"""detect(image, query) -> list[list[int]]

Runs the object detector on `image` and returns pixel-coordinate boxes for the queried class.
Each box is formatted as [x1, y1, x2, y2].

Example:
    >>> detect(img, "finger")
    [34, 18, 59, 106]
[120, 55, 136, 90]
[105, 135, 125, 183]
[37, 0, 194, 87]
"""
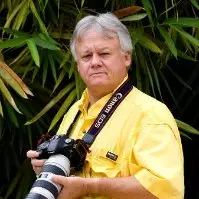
[33, 166, 43, 175]
[52, 175, 68, 186]
[31, 158, 46, 167]
[27, 150, 39, 158]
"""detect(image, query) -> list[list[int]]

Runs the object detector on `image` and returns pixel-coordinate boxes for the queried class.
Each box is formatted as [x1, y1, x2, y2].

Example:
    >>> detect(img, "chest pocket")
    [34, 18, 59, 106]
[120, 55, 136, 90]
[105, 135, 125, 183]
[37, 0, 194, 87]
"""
[86, 148, 121, 178]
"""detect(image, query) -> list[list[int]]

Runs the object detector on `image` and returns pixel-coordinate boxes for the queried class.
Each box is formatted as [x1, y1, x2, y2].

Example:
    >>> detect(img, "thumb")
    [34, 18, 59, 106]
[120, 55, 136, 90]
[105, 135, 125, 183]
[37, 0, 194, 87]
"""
[52, 175, 67, 186]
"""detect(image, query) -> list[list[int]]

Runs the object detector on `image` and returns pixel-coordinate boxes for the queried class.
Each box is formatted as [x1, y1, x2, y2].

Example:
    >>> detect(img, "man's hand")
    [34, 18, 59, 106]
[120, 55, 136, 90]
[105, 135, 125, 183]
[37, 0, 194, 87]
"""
[52, 175, 90, 199]
[26, 150, 46, 175]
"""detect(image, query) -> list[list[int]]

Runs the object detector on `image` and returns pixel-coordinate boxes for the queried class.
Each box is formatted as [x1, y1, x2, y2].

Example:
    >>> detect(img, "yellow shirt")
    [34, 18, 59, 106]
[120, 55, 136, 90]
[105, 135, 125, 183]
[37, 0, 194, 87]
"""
[57, 83, 184, 199]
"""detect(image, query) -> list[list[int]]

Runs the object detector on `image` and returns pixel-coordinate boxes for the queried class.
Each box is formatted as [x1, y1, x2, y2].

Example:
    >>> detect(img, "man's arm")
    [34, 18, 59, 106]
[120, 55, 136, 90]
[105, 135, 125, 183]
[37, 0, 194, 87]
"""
[52, 175, 158, 199]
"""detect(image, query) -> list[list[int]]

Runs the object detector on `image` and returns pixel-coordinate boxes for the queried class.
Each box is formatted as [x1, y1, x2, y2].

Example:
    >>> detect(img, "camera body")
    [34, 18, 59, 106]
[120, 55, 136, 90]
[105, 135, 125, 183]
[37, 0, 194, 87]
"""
[37, 134, 89, 171]
[25, 135, 89, 199]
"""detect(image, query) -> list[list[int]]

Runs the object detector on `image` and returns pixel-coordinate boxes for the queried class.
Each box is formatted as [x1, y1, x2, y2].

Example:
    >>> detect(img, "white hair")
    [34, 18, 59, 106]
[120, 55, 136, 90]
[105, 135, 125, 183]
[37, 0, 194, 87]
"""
[70, 13, 133, 61]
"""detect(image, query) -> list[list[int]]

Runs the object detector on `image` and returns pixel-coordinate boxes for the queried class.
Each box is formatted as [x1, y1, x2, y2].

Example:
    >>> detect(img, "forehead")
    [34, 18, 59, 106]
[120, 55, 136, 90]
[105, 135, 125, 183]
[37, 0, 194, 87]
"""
[76, 30, 120, 51]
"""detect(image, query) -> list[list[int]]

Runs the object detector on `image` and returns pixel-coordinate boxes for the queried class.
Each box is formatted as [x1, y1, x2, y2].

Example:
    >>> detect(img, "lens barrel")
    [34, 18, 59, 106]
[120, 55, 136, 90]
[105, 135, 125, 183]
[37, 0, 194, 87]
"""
[25, 154, 70, 199]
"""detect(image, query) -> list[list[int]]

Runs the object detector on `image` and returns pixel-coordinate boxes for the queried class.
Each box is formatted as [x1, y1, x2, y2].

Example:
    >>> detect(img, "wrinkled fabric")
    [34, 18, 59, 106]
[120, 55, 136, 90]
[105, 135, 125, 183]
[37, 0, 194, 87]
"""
[57, 79, 184, 199]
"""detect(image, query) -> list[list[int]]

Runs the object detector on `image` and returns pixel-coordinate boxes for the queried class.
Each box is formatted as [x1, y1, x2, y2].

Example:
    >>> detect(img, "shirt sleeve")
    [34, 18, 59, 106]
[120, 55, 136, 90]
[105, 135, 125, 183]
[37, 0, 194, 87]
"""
[133, 123, 184, 199]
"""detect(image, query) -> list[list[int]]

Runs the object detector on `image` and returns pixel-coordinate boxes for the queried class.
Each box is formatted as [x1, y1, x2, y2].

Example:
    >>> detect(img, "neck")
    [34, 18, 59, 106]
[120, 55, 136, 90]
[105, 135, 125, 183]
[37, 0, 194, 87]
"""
[88, 89, 112, 107]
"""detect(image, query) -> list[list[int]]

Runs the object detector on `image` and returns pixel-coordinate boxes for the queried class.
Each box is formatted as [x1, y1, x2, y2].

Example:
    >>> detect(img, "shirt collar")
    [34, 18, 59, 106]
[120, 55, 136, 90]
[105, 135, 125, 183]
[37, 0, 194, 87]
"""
[78, 75, 128, 118]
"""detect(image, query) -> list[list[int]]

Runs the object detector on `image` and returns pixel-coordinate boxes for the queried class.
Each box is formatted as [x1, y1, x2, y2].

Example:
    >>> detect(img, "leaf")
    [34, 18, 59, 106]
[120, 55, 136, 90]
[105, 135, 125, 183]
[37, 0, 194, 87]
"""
[165, 18, 199, 28]
[0, 78, 21, 113]
[29, 0, 48, 35]
[3, 0, 26, 29]
[13, 1, 29, 30]
[120, 13, 147, 21]
[177, 49, 197, 61]
[149, 55, 163, 101]
[0, 100, 3, 117]
[180, 131, 192, 139]
[48, 89, 76, 131]
[176, 119, 199, 135]
[25, 82, 75, 125]
[48, 53, 57, 82]
[133, 31, 162, 54]
[33, 34, 60, 50]
[159, 71, 178, 108]
[141, 0, 154, 25]
[145, 63, 156, 97]
[191, 0, 199, 9]
[114, 6, 144, 18]
[170, 25, 199, 47]
[0, 62, 33, 97]
[26, 38, 40, 67]
[4, 100, 20, 127]
[2, 28, 30, 38]
[42, 57, 48, 87]
[53, 69, 67, 93]
[0, 37, 27, 48]
[157, 26, 177, 58]
[81, 0, 85, 8]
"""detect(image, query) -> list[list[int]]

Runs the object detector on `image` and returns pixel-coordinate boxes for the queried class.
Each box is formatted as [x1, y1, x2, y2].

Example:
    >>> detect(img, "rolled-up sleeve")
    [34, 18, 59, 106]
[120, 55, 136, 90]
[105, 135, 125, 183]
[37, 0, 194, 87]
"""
[134, 124, 184, 199]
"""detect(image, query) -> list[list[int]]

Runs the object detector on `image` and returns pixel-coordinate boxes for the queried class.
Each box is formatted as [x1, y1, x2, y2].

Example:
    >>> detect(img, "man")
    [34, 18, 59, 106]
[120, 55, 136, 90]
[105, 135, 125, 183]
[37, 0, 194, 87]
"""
[27, 13, 184, 199]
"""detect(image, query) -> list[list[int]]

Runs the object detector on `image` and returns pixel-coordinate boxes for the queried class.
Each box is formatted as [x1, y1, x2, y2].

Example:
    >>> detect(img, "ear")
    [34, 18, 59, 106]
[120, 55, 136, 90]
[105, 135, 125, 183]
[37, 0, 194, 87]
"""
[124, 51, 131, 68]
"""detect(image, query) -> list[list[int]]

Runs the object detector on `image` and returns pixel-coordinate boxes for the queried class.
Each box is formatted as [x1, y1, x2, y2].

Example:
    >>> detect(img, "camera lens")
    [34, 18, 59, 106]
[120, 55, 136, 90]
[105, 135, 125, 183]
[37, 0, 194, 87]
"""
[25, 154, 70, 199]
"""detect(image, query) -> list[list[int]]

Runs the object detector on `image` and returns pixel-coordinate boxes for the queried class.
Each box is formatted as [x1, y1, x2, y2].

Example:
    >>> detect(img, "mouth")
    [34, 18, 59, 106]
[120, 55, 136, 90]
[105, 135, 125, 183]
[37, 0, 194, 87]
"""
[90, 72, 106, 77]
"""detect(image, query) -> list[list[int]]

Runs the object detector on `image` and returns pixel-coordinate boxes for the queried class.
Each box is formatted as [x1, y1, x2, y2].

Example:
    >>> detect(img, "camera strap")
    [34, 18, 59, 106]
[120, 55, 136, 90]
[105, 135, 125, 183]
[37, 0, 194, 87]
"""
[67, 78, 133, 147]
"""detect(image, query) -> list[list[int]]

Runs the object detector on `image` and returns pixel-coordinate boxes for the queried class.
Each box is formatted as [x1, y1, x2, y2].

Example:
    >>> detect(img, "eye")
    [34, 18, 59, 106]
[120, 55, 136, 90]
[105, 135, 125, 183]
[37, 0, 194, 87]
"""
[82, 54, 92, 61]
[100, 52, 110, 57]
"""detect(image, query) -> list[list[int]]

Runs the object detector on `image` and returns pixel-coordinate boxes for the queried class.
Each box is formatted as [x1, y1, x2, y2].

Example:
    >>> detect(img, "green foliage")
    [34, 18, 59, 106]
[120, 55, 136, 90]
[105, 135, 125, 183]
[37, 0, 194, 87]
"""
[0, 0, 198, 198]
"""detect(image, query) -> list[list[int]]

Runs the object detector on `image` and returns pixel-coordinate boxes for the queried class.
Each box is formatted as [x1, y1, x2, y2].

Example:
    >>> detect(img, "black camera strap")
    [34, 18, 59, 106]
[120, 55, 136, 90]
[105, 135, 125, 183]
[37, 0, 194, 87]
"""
[67, 78, 133, 147]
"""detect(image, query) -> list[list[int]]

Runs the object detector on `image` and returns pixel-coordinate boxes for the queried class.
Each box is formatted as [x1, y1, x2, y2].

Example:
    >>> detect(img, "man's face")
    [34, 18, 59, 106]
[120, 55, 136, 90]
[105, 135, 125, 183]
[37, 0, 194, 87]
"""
[76, 30, 131, 92]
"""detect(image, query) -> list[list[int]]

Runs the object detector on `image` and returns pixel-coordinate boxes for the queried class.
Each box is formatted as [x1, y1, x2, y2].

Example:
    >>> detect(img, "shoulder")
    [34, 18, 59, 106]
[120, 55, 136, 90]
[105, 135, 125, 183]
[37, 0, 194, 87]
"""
[127, 87, 177, 126]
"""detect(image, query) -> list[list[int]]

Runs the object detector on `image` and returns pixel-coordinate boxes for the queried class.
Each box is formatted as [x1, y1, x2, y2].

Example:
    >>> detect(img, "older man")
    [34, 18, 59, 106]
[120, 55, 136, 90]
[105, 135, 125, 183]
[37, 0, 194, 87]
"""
[27, 13, 184, 199]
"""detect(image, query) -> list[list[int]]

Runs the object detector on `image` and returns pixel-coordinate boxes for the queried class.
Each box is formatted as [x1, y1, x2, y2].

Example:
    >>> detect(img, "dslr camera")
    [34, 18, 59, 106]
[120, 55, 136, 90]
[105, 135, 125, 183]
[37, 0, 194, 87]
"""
[25, 134, 89, 199]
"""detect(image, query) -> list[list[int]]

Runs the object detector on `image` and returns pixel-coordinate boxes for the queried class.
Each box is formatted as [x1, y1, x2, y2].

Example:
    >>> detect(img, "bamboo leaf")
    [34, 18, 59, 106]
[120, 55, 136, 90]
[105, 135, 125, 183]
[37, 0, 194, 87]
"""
[191, 0, 199, 9]
[159, 71, 178, 108]
[2, 28, 30, 38]
[0, 100, 3, 117]
[180, 131, 192, 139]
[141, 0, 154, 25]
[0, 37, 26, 48]
[48, 89, 76, 131]
[48, 53, 57, 82]
[120, 13, 147, 21]
[177, 49, 197, 61]
[25, 82, 75, 125]
[3, 0, 26, 29]
[12, 1, 29, 30]
[26, 38, 40, 67]
[149, 55, 163, 101]
[0, 62, 33, 97]
[145, 63, 156, 97]
[134, 32, 162, 54]
[42, 58, 48, 87]
[170, 25, 199, 47]
[4, 100, 20, 127]
[157, 26, 177, 58]
[81, 0, 85, 8]
[165, 18, 199, 28]
[29, 0, 48, 35]
[69, 60, 76, 79]
[0, 78, 22, 113]
[53, 69, 67, 93]
[33, 34, 60, 50]
[176, 119, 199, 135]
[114, 6, 144, 18]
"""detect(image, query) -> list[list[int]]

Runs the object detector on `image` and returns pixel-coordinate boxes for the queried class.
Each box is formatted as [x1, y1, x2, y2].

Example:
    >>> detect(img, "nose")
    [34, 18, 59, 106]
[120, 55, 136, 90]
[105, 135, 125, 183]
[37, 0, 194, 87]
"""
[90, 54, 102, 67]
